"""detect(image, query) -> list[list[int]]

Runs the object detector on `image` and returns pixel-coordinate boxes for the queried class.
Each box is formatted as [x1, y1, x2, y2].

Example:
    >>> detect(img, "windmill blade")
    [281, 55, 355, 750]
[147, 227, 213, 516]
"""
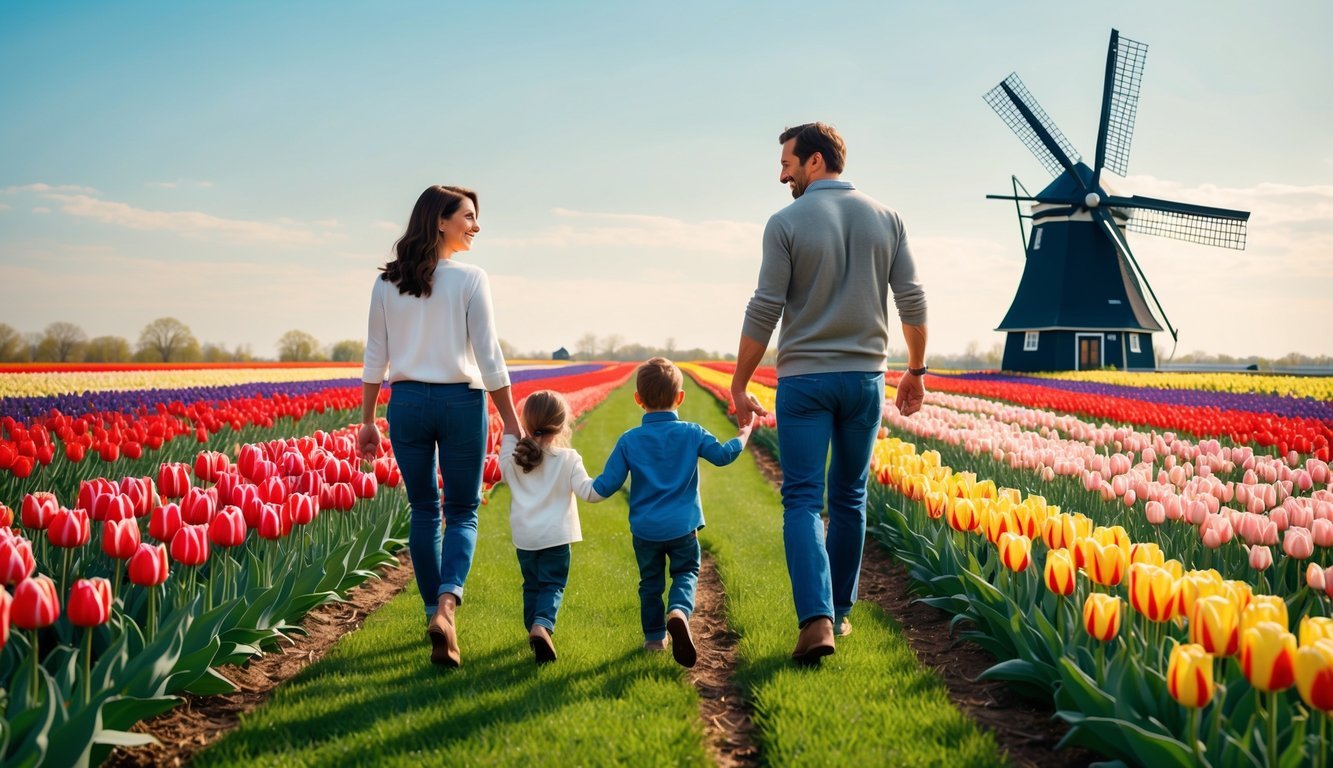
[1092, 30, 1148, 187]
[984, 73, 1083, 179]
[1102, 194, 1249, 250]
[1092, 208, 1178, 342]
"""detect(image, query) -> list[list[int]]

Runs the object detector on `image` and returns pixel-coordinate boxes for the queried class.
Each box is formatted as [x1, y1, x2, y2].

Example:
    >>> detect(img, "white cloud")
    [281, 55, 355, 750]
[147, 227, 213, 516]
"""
[145, 179, 214, 189]
[488, 207, 762, 256]
[372, 219, 401, 232]
[32, 207, 50, 214]
[312, 218, 340, 228]
[40, 192, 344, 246]
[0, 203, 9, 212]
[2, 183, 99, 195]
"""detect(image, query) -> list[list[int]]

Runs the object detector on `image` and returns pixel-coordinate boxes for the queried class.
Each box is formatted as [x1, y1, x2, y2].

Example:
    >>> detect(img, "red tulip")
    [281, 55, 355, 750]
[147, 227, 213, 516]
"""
[11, 574, 61, 630]
[102, 517, 141, 560]
[193, 450, 229, 483]
[118, 476, 156, 517]
[294, 470, 325, 497]
[258, 476, 288, 504]
[0, 537, 36, 584]
[257, 503, 290, 540]
[0, 502, 12, 528]
[483, 455, 502, 486]
[208, 506, 247, 548]
[89, 492, 133, 523]
[48, 507, 91, 548]
[323, 458, 353, 484]
[148, 502, 184, 543]
[328, 482, 356, 512]
[169, 524, 210, 566]
[67, 577, 113, 627]
[351, 471, 378, 499]
[279, 450, 306, 477]
[285, 493, 318, 526]
[180, 487, 217, 525]
[157, 462, 192, 499]
[213, 471, 242, 506]
[20, 492, 59, 530]
[0, 588, 10, 650]
[77, 478, 116, 513]
[238, 443, 265, 480]
[127, 543, 170, 586]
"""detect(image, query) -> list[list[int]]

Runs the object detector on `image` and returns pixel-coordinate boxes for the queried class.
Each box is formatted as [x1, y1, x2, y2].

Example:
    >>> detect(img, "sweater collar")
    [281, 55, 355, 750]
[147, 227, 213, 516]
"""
[641, 411, 679, 424]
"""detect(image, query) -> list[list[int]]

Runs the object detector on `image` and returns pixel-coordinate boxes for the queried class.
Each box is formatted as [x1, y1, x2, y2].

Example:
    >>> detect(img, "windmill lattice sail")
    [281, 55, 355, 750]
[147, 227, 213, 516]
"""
[984, 73, 1081, 178]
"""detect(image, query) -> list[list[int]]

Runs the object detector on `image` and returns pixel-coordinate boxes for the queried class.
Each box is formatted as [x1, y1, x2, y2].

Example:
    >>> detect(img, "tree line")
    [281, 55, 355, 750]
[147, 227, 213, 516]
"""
[0, 319, 365, 363]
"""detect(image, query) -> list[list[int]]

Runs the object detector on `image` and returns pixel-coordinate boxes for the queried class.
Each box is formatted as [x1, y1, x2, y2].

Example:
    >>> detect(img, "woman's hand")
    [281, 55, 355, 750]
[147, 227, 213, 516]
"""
[357, 422, 382, 461]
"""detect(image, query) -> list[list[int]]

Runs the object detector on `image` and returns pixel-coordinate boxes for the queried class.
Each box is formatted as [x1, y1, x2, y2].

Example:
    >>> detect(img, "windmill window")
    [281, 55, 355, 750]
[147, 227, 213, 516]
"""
[1024, 331, 1039, 351]
[1129, 334, 1141, 353]
[1108, 334, 1117, 341]
[1107, 299, 1122, 305]
[1033, 229, 1043, 250]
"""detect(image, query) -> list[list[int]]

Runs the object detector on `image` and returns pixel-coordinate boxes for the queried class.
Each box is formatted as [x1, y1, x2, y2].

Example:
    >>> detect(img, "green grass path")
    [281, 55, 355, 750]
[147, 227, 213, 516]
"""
[196, 378, 1004, 767]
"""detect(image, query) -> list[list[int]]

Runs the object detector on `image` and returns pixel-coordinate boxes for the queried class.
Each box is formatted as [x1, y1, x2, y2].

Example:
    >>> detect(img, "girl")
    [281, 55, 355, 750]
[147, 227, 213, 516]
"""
[499, 390, 605, 664]
[357, 185, 521, 668]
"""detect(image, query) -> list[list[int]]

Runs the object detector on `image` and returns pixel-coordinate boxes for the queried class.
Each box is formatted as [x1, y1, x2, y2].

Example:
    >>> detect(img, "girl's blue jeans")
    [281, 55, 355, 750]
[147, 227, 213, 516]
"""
[516, 544, 571, 632]
[775, 371, 884, 626]
[386, 381, 487, 615]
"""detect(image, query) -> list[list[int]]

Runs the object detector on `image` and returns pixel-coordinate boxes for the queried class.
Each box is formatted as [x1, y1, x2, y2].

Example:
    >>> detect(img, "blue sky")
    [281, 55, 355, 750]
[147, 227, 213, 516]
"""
[3, 1, 1330, 359]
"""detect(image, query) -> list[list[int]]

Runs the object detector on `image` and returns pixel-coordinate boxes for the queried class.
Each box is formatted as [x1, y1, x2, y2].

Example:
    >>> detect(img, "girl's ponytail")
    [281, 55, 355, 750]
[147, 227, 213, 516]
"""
[513, 435, 546, 472]
[514, 390, 572, 473]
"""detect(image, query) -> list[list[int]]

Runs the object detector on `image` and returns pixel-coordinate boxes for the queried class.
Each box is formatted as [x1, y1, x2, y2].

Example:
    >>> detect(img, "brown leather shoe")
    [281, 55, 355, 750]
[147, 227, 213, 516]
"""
[529, 625, 557, 665]
[666, 610, 697, 668]
[428, 595, 461, 668]
[791, 617, 835, 666]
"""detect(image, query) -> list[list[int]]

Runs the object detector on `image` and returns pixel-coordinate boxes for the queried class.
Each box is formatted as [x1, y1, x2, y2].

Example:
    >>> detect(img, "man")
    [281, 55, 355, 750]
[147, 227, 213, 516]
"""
[731, 122, 928, 665]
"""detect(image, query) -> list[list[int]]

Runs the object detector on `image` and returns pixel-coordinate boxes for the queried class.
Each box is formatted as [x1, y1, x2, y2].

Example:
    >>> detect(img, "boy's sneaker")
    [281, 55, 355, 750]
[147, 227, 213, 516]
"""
[529, 625, 557, 665]
[666, 609, 697, 668]
[644, 636, 670, 652]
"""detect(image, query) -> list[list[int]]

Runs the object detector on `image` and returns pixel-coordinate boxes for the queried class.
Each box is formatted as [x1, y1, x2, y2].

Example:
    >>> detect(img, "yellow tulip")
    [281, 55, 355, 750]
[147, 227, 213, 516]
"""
[1128, 563, 1180, 622]
[1240, 621, 1297, 693]
[1299, 616, 1333, 647]
[1190, 595, 1240, 657]
[1083, 593, 1121, 642]
[1175, 570, 1223, 619]
[946, 497, 979, 533]
[1042, 513, 1078, 550]
[1085, 540, 1126, 587]
[1167, 643, 1215, 708]
[923, 490, 949, 520]
[984, 503, 1016, 545]
[1129, 542, 1164, 567]
[1295, 639, 1333, 713]
[1044, 549, 1076, 596]
[997, 532, 1031, 572]
[1240, 595, 1289, 636]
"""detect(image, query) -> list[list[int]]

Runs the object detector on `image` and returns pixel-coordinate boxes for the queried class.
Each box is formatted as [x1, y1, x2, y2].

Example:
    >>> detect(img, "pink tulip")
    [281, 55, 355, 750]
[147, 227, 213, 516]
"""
[1186, 500, 1210, 526]
[1308, 563, 1326, 592]
[1312, 519, 1333, 548]
[1282, 527, 1315, 560]
[1248, 545, 1274, 571]
[1145, 500, 1166, 525]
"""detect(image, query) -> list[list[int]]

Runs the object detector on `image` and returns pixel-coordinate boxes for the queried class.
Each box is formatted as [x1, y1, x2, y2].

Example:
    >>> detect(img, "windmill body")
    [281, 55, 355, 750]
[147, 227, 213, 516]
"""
[985, 30, 1249, 372]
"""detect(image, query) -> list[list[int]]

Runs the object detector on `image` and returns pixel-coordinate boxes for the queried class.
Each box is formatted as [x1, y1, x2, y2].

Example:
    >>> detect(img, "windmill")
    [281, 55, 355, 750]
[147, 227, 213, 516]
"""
[985, 29, 1250, 372]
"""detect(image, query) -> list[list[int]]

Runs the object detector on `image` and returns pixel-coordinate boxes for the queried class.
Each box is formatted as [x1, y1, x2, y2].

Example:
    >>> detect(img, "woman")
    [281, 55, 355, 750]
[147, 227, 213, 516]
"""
[358, 184, 521, 668]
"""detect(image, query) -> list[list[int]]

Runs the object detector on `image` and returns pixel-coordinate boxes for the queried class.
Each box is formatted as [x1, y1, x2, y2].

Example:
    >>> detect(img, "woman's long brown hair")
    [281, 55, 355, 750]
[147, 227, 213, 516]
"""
[380, 185, 478, 297]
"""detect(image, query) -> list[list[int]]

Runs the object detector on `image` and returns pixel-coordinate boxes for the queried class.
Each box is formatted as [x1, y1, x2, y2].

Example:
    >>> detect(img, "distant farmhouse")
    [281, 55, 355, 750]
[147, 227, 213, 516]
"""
[552, 347, 570, 361]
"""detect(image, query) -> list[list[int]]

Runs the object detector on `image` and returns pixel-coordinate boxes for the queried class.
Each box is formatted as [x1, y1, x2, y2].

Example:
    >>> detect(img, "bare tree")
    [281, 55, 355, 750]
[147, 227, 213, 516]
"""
[601, 334, 624, 360]
[35, 322, 88, 362]
[137, 317, 198, 362]
[575, 332, 599, 360]
[0, 323, 25, 362]
[329, 339, 366, 362]
[498, 338, 518, 361]
[277, 330, 322, 362]
[84, 335, 133, 362]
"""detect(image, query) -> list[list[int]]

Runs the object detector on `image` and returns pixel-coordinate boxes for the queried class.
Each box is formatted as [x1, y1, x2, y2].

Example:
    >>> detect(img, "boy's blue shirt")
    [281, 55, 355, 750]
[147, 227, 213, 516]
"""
[592, 410, 744, 541]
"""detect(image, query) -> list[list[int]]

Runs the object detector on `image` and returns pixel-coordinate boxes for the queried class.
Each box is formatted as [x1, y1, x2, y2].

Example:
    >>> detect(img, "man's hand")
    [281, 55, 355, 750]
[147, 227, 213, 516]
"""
[357, 422, 382, 461]
[895, 373, 925, 417]
[731, 388, 768, 429]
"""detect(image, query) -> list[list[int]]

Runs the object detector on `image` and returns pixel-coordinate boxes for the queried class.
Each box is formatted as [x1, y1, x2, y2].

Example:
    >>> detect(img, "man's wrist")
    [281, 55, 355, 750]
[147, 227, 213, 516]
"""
[906, 365, 928, 377]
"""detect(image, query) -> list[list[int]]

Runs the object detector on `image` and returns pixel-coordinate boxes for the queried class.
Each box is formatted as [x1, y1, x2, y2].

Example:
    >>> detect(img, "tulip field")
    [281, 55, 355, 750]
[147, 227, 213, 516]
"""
[0, 361, 634, 766]
[1, 360, 1332, 766]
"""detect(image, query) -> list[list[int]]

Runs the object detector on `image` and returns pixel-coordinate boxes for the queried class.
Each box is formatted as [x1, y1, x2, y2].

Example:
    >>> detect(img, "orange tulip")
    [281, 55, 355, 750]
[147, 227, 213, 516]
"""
[997, 532, 1031, 572]
[1241, 621, 1297, 693]
[1295, 639, 1333, 713]
[1083, 593, 1121, 643]
[1167, 643, 1215, 708]
[1044, 549, 1076, 596]
[1128, 563, 1180, 622]
[1190, 595, 1240, 657]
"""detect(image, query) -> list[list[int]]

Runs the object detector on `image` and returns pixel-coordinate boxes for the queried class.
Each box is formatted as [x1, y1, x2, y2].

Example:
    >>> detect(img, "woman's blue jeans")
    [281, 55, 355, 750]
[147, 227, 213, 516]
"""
[632, 531, 700, 642]
[386, 381, 487, 615]
[516, 544, 571, 633]
[775, 371, 884, 626]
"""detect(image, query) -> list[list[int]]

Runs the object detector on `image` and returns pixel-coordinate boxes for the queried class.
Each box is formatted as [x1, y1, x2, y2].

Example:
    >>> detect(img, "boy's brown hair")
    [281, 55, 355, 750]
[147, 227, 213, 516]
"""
[636, 357, 682, 410]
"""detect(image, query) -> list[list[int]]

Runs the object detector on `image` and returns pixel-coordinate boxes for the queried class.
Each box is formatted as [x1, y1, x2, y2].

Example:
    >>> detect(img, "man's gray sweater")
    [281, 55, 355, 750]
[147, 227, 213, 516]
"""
[742, 179, 927, 377]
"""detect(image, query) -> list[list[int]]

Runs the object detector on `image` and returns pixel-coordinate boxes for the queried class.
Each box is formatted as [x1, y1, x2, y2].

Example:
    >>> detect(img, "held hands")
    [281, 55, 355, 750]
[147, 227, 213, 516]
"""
[895, 372, 925, 417]
[357, 423, 382, 461]
[737, 422, 753, 446]
[731, 389, 768, 430]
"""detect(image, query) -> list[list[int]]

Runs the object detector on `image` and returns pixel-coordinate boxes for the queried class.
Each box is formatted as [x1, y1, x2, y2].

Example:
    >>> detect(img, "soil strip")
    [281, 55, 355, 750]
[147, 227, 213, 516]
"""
[689, 553, 760, 767]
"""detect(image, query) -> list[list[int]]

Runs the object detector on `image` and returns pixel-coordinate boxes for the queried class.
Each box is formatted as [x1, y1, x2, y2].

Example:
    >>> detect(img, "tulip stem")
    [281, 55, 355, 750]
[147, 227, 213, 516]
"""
[29, 629, 41, 702]
[1189, 707, 1204, 767]
[1267, 689, 1278, 768]
[83, 628, 93, 705]
[147, 585, 158, 643]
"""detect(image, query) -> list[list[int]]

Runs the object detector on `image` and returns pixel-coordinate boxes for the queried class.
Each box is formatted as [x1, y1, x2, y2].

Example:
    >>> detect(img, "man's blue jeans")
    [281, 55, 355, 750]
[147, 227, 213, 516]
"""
[632, 531, 700, 642]
[775, 371, 884, 626]
[516, 544, 571, 633]
[386, 381, 487, 615]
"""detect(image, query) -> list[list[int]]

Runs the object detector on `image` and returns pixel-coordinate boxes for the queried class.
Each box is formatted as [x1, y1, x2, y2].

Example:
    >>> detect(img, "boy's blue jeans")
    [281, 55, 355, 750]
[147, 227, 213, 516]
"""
[516, 544, 571, 632]
[775, 371, 884, 626]
[632, 531, 700, 642]
[386, 381, 487, 615]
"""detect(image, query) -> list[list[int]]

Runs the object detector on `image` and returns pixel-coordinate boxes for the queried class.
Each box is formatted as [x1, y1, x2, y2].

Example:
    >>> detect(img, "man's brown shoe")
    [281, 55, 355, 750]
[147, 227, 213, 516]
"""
[529, 625, 557, 665]
[666, 609, 697, 668]
[791, 617, 835, 666]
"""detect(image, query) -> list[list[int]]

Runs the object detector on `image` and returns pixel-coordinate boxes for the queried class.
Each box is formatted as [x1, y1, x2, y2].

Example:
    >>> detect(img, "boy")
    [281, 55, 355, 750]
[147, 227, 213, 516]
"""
[593, 357, 751, 668]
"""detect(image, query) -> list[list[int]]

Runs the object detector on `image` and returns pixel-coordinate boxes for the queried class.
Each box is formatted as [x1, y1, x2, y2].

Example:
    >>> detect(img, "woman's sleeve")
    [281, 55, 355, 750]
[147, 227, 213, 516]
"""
[362, 277, 390, 384]
[466, 269, 512, 391]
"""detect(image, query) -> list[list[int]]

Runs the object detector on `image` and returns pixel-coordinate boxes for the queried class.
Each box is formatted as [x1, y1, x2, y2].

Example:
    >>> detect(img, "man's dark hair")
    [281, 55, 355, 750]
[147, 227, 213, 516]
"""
[779, 122, 846, 174]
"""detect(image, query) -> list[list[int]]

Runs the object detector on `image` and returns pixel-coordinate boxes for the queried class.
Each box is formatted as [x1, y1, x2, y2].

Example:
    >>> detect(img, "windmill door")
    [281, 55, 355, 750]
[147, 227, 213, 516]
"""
[1076, 334, 1104, 370]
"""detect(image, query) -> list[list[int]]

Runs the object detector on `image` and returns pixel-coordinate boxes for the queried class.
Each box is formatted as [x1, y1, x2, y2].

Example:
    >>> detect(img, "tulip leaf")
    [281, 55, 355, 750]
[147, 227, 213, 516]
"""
[1079, 716, 1194, 768]
[2, 671, 57, 768]
[183, 667, 237, 696]
[1055, 657, 1117, 717]
[977, 658, 1050, 689]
